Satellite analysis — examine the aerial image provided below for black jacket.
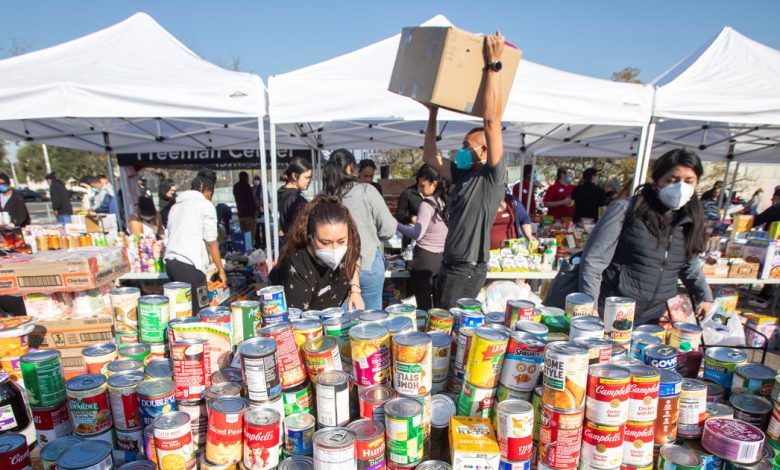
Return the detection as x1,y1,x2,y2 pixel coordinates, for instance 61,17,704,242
278,187,307,235
49,179,73,216
1,190,30,227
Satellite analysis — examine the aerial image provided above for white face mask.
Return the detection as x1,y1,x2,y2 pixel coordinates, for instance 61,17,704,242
658,182,696,210
314,246,347,270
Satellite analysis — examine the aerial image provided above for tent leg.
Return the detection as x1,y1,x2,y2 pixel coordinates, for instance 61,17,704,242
310,149,317,194
717,155,733,212
526,153,537,214
728,161,740,204
632,122,653,192
102,133,123,228
270,123,280,261
257,117,273,271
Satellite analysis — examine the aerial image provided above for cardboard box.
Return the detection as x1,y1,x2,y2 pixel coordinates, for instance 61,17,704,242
724,241,745,258
728,262,759,279
742,238,780,279
702,264,729,278
389,26,521,117
57,346,88,379
449,416,500,470
28,316,115,350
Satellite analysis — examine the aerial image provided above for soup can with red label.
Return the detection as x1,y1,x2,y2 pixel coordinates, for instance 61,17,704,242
244,408,282,470
622,421,655,467
0,434,30,470
171,339,212,402
537,405,584,469
627,365,659,423
581,421,624,469
496,399,534,462
153,411,196,470
585,364,630,426
206,396,248,465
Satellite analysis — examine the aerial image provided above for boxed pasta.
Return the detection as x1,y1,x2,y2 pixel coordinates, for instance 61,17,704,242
449,416,500,470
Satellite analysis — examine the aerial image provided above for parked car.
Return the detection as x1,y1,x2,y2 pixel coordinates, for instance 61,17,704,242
17,187,48,202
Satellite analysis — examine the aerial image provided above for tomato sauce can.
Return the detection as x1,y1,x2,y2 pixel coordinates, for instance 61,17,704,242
258,286,287,317
585,364,630,425
284,412,315,455
178,399,208,454
465,328,509,389
496,399,533,461
108,370,145,431
171,339,212,402
385,398,424,466
232,300,261,345
239,337,282,402
206,396,247,465
153,411,196,469
426,309,454,334
537,405,585,469
542,342,590,409
138,295,170,344
293,319,323,348
83,343,118,375
500,332,546,393
703,347,748,399
31,401,73,445
138,378,177,426
303,336,342,385
258,322,307,389
313,427,357,470
627,365,660,423
731,364,776,399
349,323,391,388
506,300,536,328
359,384,395,423
244,408,282,470
282,378,315,416
20,349,66,408
701,418,765,465
656,369,683,445
581,421,625,469
603,297,635,343
678,379,708,439
347,419,385,470
457,382,496,418
729,393,773,430
316,370,351,428
66,373,112,435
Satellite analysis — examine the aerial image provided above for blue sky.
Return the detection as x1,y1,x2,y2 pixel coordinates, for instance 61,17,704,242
3,1,780,82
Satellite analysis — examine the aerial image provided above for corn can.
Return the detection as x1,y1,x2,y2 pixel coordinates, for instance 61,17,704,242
292,320,323,348
464,328,509,389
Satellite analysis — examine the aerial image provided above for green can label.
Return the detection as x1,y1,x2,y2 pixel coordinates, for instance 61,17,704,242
282,384,314,415
386,414,423,465
231,302,260,345
21,357,66,407
139,300,168,343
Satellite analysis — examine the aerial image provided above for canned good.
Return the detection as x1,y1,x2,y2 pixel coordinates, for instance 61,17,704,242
119,343,152,365
347,419,386,470
456,298,482,312
171,339,212,401
258,285,287,316
178,399,208,453
239,337,282,401
385,398,424,466
612,343,628,362
427,309,454,334
244,408,282,470
496,400,533,461
537,405,585,469
603,297,635,343
732,364,775,399
258,322,307,389
144,423,158,465
585,364,630,425
581,421,624,469
455,309,485,330
679,379,708,439
506,300,536,328
634,325,666,341
707,402,734,420
146,358,174,379
682,439,723,470
569,316,604,341
349,323,391,388
40,435,85,469
630,333,663,363
417,461,452,470
316,370,351,428
531,386,543,442
565,292,595,318
627,365,660,422
138,378,177,426
282,379,315,416
498,332,546,393
199,306,233,333
729,393,772,430
164,281,193,319
20,349,66,407
457,381,496,418
514,320,549,340
56,440,113,470
453,327,475,372
83,342,118,375
465,328,509,389
66,373,112,435
107,358,144,376
139,295,170,343
154,411,196,470
359,310,389,325
313,427,357,470
108,370,145,430
303,336,342,384
359,384,395,422
232,300,262,345
486,311,506,325
656,369,683,445
429,331,452,385
575,337,613,365
293,320,323,347
669,323,703,351
623,421,655,466
706,381,726,404
212,367,243,386
643,345,678,370
542,342,589,409
206,396,248,465
392,332,433,396
31,402,72,446
430,395,456,461
701,418,765,465
703,348,748,398
279,455,314,470
657,445,703,470
110,287,141,338
285,412,316,455
116,426,145,459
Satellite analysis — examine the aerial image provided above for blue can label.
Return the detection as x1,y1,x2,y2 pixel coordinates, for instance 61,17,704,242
139,394,177,426
659,380,682,398
630,342,647,361
703,364,734,395
461,314,485,329
499,459,531,470
285,426,314,454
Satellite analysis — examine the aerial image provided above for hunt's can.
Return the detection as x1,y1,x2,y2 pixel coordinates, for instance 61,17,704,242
239,337,282,401
729,393,773,430
20,349,66,407
347,419,386,470
706,381,726,404
107,358,144,376
630,333,662,363
110,287,141,340
146,358,174,379
542,342,589,409
457,381,496,418
119,343,152,365
623,421,655,466
244,408,282,470
456,298,482,312
506,300,536,328
359,384,395,422
701,418,765,465
259,322,307,389
138,295,170,343
115,426,144,461
66,373,112,435
569,317,605,341
349,323,391,388
429,331,451,385
285,412,315,455
565,292,595,318
385,398,424,466
40,435,84,469
108,370,145,431
56,440,113,470
537,405,585,469
500,331,546,393
282,379,315,416
575,337,613,365
426,309,454,334
232,300,262,345
138,378,177,426
603,297,635,343
164,281,192,319
465,328,509,389
656,369,683,445
153,411,196,470
703,348,748,398
206,396,248,465
627,365,660,423
392,332,432,396
669,323,703,351
293,320,323,347
678,378,708,439
496,399,533,461
303,336,342,385
581,421,625,469
316,370,351,428
585,364,630,425
258,285,287,317
171,339,212,401
313,427,357,470
731,364,775,398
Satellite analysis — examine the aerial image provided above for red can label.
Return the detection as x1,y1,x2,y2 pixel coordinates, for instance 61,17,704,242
109,386,142,431
628,375,659,422
623,421,655,466
206,409,244,465
356,435,386,470
360,400,387,423
155,423,196,470
68,389,112,435
31,402,73,445
586,373,630,426
655,395,680,444
172,342,212,401
581,421,624,469
2,440,30,470
538,407,584,469
264,325,306,389
244,420,281,470
498,409,533,461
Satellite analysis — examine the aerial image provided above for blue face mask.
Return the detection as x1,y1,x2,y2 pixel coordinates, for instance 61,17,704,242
565,176,573,185
0,184,9,193
455,148,475,170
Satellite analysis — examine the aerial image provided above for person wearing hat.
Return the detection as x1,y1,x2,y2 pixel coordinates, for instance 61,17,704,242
0,173,30,227
46,172,73,223
571,167,608,223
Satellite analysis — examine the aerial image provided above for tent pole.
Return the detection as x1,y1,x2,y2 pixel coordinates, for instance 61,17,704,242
728,161,740,204
526,153,537,215
717,148,734,212
257,117,273,271
270,123,280,260
634,120,656,192
632,122,649,191
42,144,51,174
102,133,123,228
310,149,317,194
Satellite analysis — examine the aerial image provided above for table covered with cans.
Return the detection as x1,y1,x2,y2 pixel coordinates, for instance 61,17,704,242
2,285,780,470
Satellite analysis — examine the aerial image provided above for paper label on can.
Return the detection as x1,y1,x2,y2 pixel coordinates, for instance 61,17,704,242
314,443,356,470
581,423,624,469
500,343,544,393
498,408,533,461
387,415,423,464
355,435,385,470
767,405,780,441
628,376,659,422
394,361,429,395
352,338,391,387
678,388,707,437
622,422,654,466
283,386,314,416
139,302,169,343
32,403,72,445
116,429,143,453
155,423,196,470
466,342,507,389
266,327,306,388
604,301,635,343
67,389,112,435
139,393,176,426
586,377,630,425
538,408,584,469
109,386,142,430
242,354,281,402
245,421,281,470
655,395,680,444
317,385,350,427
703,359,744,394
542,351,588,409
206,410,243,465
431,345,451,383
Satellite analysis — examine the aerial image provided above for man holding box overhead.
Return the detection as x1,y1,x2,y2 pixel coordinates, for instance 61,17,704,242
422,32,507,309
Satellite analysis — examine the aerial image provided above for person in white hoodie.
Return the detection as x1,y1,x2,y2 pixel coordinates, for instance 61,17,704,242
164,175,227,315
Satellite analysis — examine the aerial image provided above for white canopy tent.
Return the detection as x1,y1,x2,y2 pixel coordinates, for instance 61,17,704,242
0,12,278,264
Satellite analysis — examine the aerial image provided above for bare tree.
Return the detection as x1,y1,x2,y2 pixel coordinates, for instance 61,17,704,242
611,66,642,83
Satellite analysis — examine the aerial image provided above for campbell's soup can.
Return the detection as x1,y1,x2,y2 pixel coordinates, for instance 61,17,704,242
581,421,624,469
585,364,630,426
678,379,708,439
0,433,31,470
627,365,659,422
622,421,655,466
244,408,282,470
537,405,584,469
206,396,248,465
496,400,533,461
655,369,683,445
153,411,196,470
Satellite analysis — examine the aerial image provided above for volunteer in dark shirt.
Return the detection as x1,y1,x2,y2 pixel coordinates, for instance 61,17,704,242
358,159,384,196
0,173,30,227
543,167,575,219
571,167,608,223
269,196,364,310
396,167,427,247
233,171,258,245
422,32,508,309
159,178,177,228
278,157,313,238
753,188,780,230
46,172,73,223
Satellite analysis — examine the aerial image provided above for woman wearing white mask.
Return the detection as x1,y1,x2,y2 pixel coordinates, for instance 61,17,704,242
578,149,712,326
269,196,364,310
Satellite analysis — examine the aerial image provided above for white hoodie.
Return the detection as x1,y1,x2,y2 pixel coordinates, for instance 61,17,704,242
164,190,218,274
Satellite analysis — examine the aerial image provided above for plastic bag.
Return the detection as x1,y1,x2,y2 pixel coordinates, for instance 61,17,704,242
478,280,543,313
700,300,746,347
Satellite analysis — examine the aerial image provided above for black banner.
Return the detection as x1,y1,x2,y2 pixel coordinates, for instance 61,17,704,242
116,149,311,168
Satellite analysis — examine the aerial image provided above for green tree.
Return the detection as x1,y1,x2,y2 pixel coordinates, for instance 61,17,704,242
371,149,425,179
0,141,7,173
611,66,642,83
16,144,109,183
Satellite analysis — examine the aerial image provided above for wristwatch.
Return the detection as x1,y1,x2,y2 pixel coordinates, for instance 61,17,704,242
485,61,503,72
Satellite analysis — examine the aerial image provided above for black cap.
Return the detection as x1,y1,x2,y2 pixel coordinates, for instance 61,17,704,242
583,167,599,180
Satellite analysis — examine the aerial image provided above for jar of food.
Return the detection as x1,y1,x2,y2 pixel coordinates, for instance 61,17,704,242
0,370,31,433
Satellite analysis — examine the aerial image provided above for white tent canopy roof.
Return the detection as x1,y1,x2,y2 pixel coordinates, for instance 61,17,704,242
0,12,265,153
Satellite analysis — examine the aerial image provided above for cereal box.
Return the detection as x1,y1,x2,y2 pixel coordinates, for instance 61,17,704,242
449,416,500,470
